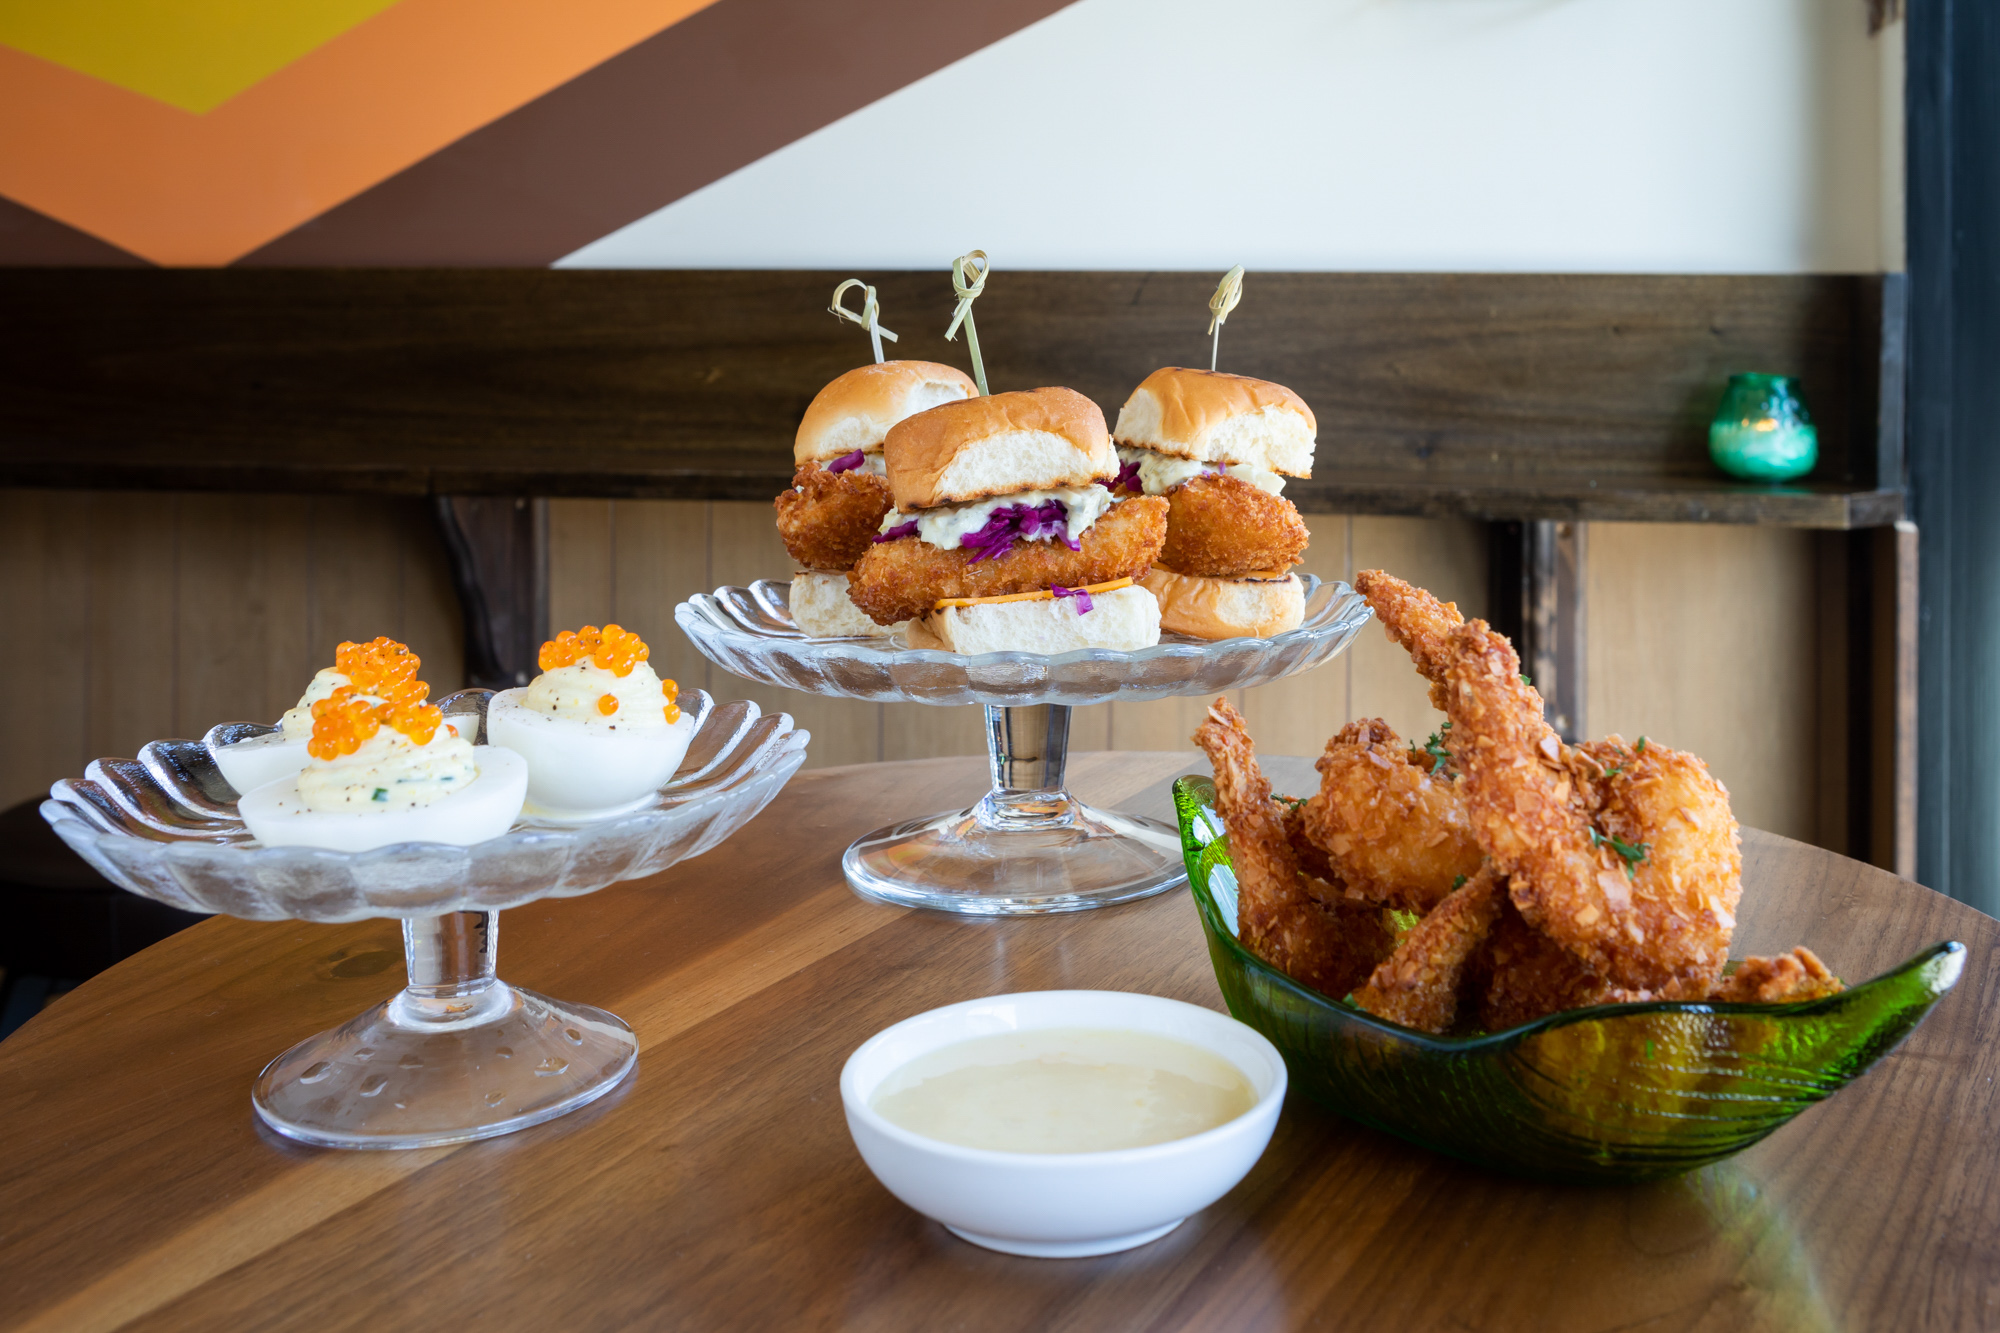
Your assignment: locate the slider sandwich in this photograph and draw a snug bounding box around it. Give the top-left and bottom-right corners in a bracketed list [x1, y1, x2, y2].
[1111, 367, 1315, 638]
[846, 387, 1169, 653]
[776, 360, 979, 636]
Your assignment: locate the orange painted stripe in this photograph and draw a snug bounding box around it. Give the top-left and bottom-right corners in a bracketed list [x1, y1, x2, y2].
[934, 578, 1136, 611]
[0, 0, 719, 265]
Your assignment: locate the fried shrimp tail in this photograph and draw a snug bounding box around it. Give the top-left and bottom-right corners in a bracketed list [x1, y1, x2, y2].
[1301, 717, 1483, 913]
[774, 465, 894, 571]
[1353, 865, 1503, 1034]
[1355, 569, 1466, 711]
[1709, 947, 1844, 1004]
[1194, 698, 1392, 998]
[1442, 621, 1739, 998]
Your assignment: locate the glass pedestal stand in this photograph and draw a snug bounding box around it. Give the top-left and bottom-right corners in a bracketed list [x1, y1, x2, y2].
[842, 704, 1182, 915]
[254, 910, 638, 1149]
[678, 574, 1375, 918]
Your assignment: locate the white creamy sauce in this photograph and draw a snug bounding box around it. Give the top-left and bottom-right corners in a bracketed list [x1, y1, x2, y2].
[278, 667, 350, 739]
[869, 1028, 1256, 1154]
[879, 484, 1115, 551]
[522, 659, 673, 728]
[1115, 445, 1285, 497]
[294, 722, 478, 812]
[797, 452, 888, 489]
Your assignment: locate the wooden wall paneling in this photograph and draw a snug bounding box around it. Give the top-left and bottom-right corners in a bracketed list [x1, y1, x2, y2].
[706, 501, 880, 769]
[1346, 515, 1490, 746]
[1064, 704, 1114, 755]
[1586, 523, 1819, 843]
[0, 271, 1900, 528]
[402, 502, 467, 693]
[0, 490, 91, 810]
[85, 493, 178, 762]
[174, 493, 314, 737]
[879, 701, 985, 766]
[432, 496, 547, 689]
[1814, 529, 1856, 860]
[547, 499, 615, 633]
[608, 499, 712, 700]
[1237, 513, 1352, 756]
[301, 497, 464, 693]
[1877, 522, 1919, 879]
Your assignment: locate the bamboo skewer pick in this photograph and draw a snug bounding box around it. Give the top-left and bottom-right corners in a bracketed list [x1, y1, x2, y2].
[829, 279, 899, 364]
[945, 250, 991, 395]
[1207, 265, 1244, 372]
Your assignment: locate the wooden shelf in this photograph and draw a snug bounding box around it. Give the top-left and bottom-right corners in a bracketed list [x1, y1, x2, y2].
[0, 269, 1904, 529]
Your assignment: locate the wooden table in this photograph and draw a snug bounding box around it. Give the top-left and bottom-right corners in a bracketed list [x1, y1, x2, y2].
[3, 753, 1994, 1332]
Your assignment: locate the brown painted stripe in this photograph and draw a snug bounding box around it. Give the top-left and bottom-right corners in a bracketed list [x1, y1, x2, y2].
[239, 0, 1077, 267]
[0, 193, 149, 266]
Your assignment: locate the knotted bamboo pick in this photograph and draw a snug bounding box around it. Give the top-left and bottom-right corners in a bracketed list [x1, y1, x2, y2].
[829, 279, 899, 364]
[945, 250, 990, 395]
[1207, 265, 1244, 372]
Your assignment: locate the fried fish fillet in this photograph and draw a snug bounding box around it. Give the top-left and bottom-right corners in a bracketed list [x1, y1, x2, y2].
[1301, 717, 1484, 913]
[1194, 698, 1393, 999]
[846, 495, 1168, 625]
[1353, 864, 1504, 1034]
[1441, 620, 1740, 999]
[1156, 475, 1310, 578]
[774, 465, 895, 572]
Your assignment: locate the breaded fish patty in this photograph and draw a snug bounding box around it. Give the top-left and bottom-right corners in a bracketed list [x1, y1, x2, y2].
[846, 495, 1167, 625]
[1156, 475, 1309, 578]
[774, 465, 894, 572]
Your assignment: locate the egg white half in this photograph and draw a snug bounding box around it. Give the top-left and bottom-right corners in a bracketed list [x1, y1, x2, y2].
[211, 731, 311, 798]
[487, 688, 697, 817]
[239, 747, 529, 852]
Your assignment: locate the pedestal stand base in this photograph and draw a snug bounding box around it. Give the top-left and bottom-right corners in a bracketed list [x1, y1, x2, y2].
[841, 799, 1185, 915]
[253, 982, 637, 1150]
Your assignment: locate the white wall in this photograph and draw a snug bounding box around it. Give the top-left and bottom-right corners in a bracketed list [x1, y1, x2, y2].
[562, 0, 1900, 274]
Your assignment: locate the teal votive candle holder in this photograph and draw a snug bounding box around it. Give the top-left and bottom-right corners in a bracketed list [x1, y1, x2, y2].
[1709, 373, 1817, 481]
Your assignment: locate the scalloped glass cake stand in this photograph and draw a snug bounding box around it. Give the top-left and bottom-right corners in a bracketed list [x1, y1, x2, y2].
[40, 689, 808, 1150]
[676, 575, 1372, 915]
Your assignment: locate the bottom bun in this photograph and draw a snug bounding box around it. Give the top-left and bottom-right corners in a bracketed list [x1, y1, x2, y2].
[791, 571, 901, 638]
[906, 584, 1162, 654]
[1140, 567, 1304, 639]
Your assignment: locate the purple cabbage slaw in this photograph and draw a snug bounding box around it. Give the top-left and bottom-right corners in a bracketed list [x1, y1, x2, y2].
[871, 498, 1088, 561]
[1112, 459, 1143, 494]
[872, 519, 918, 543]
[1050, 585, 1094, 615]
[826, 450, 867, 474]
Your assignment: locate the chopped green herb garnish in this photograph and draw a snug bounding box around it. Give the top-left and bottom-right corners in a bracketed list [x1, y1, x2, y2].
[1520, 674, 1533, 687]
[371, 787, 389, 802]
[1636, 736, 1647, 753]
[1415, 720, 1456, 781]
[1451, 874, 1468, 891]
[1589, 826, 1650, 879]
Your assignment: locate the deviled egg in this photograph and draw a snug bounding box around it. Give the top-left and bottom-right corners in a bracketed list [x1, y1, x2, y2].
[238, 639, 527, 852]
[208, 654, 357, 796]
[487, 623, 697, 818]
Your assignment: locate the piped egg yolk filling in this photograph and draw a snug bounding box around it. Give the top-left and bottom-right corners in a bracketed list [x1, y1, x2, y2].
[530, 625, 682, 725]
[297, 638, 478, 812]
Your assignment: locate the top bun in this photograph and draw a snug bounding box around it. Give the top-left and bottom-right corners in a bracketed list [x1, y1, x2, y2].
[1111, 367, 1316, 477]
[884, 387, 1116, 511]
[795, 360, 980, 465]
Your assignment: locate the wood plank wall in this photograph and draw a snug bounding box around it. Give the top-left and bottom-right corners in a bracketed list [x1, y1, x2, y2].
[0, 491, 1823, 849]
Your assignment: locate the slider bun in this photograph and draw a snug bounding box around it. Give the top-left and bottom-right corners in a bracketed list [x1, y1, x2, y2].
[885, 386, 1116, 511]
[1112, 367, 1316, 477]
[795, 361, 979, 465]
[905, 584, 1161, 654]
[790, 570, 901, 638]
[1140, 567, 1305, 639]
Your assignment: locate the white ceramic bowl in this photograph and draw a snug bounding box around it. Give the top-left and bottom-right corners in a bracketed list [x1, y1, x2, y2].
[840, 990, 1285, 1257]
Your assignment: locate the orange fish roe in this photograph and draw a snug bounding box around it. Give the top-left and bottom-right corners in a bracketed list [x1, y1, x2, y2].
[539, 623, 651, 678]
[307, 637, 442, 760]
[598, 694, 620, 716]
[662, 677, 680, 724]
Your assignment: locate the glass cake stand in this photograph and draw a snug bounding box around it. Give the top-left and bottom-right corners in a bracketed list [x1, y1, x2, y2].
[41, 689, 808, 1150]
[676, 575, 1371, 915]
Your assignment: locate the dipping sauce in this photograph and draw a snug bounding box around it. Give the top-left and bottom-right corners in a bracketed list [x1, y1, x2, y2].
[869, 1028, 1256, 1154]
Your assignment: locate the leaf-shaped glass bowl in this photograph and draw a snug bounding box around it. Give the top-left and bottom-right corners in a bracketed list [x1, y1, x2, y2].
[1172, 775, 1965, 1183]
[41, 689, 809, 924]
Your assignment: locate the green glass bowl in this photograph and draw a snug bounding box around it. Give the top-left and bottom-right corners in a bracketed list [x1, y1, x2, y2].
[1172, 776, 1964, 1183]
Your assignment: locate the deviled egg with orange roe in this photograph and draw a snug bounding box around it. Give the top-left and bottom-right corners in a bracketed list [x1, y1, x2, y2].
[207, 648, 362, 796]
[486, 624, 697, 818]
[238, 638, 527, 851]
